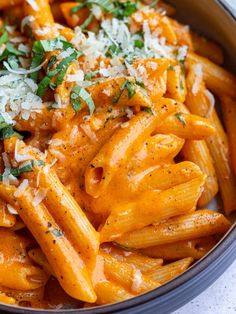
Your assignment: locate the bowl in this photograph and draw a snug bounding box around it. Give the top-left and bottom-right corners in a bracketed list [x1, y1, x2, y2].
[1, 0, 236, 313]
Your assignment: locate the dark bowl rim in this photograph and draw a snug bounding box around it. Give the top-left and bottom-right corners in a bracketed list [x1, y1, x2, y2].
[0, 0, 236, 313]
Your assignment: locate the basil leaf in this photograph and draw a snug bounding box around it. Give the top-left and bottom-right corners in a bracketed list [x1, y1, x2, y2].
[85, 71, 98, 81]
[0, 31, 8, 46]
[150, 0, 159, 8]
[70, 86, 95, 114]
[143, 107, 154, 115]
[113, 80, 136, 104]
[80, 13, 94, 30]
[50, 228, 63, 238]
[106, 43, 122, 58]
[134, 39, 144, 49]
[54, 51, 80, 86]
[126, 81, 136, 99]
[0, 114, 9, 130]
[0, 126, 23, 140]
[175, 112, 187, 125]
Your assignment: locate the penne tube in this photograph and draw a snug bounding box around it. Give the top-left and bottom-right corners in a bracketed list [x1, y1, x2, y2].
[0, 183, 96, 303]
[101, 244, 163, 273]
[0, 229, 49, 291]
[89, 135, 184, 216]
[166, 65, 186, 103]
[0, 198, 16, 227]
[24, 0, 59, 40]
[191, 32, 224, 65]
[28, 248, 55, 276]
[181, 140, 218, 207]
[185, 64, 236, 214]
[116, 210, 231, 249]
[186, 52, 236, 98]
[156, 112, 215, 140]
[100, 174, 206, 242]
[168, 18, 193, 48]
[131, 10, 177, 44]
[60, 2, 99, 31]
[100, 252, 160, 294]
[36, 166, 100, 269]
[129, 134, 185, 170]
[94, 281, 135, 305]
[0, 0, 22, 9]
[85, 102, 177, 198]
[88, 76, 152, 109]
[141, 237, 217, 260]
[0, 263, 48, 291]
[220, 95, 236, 175]
[133, 161, 203, 192]
[145, 258, 193, 284]
[9, 217, 25, 231]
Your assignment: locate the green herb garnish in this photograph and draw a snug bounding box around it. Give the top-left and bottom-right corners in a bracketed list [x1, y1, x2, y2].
[70, 85, 95, 114]
[175, 112, 186, 125]
[143, 107, 154, 115]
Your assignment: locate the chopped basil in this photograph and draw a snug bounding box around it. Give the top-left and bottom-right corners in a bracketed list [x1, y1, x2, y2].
[0, 114, 9, 130]
[113, 1, 138, 19]
[168, 65, 175, 71]
[143, 107, 154, 115]
[54, 51, 80, 86]
[85, 71, 98, 81]
[150, 0, 159, 8]
[71, 0, 138, 20]
[106, 43, 122, 58]
[175, 112, 186, 125]
[113, 80, 136, 104]
[50, 228, 63, 238]
[126, 81, 136, 99]
[71, 0, 116, 15]
[134, 39, 144, 49]
[80, 13, 94, 30]
[31, 37, 81, 82]
[0, 160, 44, 181]
[0, 31, 8, 46]
[70, 85, 95, 114]
[0, 126, 23, 141]
[0, 42, 25, 63]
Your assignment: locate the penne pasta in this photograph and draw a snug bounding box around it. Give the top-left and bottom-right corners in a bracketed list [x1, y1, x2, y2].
[145, 257, 194, 284]
[85, 102, 177, 198]
[0, 0, 234, 309]
[220, 95, 236, 175]
[185, 64, 236, 214]
[100, 174, 206, 242]
[186, 52, 236, 98]
[141, 237, 217, 260]
[181, 140, 219, 207]
[156, 111, 215, 140]
[100, 252, 160, 294]
[0, 183, 96, 303]
[116, 210, 231, 249]
[94, 281, 135, 305]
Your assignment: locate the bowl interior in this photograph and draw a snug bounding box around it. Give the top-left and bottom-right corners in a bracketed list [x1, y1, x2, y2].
[0, 1, 236, 313]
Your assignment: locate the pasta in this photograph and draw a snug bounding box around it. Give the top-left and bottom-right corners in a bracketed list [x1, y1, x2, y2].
[0, 0, 234, 309]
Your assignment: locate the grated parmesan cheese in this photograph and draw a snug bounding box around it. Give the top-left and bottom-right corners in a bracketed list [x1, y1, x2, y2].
[192, 64, 203, 95]
[14, 179, 29, 197]
[32, 188, 48, 207]
[6, 204, 18, 215]
[131, 268, 143, 293]
[205, 89, 215, 116]
[26, 0, 39, 11]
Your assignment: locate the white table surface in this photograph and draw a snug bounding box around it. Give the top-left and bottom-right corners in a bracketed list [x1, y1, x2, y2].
[174, 1, 236, 313]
